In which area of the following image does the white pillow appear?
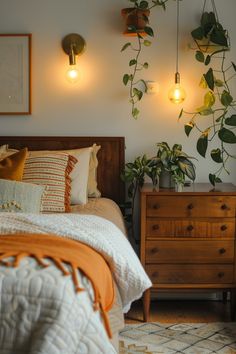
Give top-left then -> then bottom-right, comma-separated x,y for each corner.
0,178 -> 46,213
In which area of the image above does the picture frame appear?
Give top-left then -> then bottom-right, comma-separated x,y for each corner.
0,34 -> 31,115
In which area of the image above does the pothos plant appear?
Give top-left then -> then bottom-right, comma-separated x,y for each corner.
179,10 -> 236,186
121,0 -> 170,119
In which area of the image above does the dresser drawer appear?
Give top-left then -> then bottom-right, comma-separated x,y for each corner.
146,264 -> 234,284
146,240 -> 234,263
146,196 -> 236,218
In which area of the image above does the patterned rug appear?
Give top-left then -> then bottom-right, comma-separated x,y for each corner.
119,322 -> 236,353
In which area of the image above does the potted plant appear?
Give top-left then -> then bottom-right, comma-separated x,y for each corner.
179,7 -> 236,186
121,155 -> 154,243
152,142 -> 196,189
121,0 -> 170,119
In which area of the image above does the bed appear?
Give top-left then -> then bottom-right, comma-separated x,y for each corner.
0,136 -> 152,354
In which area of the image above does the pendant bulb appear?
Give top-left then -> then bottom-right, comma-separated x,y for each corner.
168,0 -> 186,104
168,72 -> 186,104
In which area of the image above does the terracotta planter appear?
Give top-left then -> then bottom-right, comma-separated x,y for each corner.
121,8 -> 150,36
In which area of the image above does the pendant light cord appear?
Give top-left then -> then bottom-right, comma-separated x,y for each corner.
176,0 -> 179,74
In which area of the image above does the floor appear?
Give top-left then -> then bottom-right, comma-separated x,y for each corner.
125,299 -> 231,324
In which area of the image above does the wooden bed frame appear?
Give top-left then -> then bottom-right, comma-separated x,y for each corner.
0,136 -> 125,204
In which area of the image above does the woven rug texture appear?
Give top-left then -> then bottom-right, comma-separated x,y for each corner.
119,322 -> 236,354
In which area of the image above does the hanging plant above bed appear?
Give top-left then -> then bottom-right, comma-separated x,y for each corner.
121,0 -> 171,119
179,2 -> 236,186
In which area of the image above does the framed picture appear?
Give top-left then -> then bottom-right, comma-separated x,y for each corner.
0,34 -> 31,115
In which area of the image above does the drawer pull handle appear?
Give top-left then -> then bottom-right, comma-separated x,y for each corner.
151,247 -> 159,254
218,272 -> 225,278
219,248 -> 226,254
153,204 -> 160,210
187,203 -> 194,210
152,272 -> 159,278
187,225 -> 194,231
152,225 -> 159,231
221,204 -> 228,210
221,225 -> 228,231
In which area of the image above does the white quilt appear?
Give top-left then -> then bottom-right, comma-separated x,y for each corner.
0,213 -> 152,354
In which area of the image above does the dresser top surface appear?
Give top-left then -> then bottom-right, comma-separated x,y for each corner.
141,183 -> 236,195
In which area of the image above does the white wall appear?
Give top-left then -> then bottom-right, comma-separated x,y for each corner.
0,0 -> 235,183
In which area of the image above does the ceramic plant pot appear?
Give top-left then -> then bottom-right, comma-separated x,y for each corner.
121,8 -> 150,36
159,170 -> 175,189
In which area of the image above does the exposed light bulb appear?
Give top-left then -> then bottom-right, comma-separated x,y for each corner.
168,72 -> 186,104
66,65 -> 80,84
168,82 -> 186,104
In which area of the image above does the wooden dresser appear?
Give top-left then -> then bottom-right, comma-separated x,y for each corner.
140,183 -> 236,321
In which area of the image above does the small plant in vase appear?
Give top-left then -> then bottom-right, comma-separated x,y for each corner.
152,142 -> 196,189
121,0 -> 170,119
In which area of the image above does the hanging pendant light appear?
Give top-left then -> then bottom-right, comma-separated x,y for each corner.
168,0 -> 186,104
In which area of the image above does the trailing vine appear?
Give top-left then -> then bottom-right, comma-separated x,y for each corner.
179,10 -> 236,185
121,0 -> 170,119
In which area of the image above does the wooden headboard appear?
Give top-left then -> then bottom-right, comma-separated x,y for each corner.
0,136 -> 125,204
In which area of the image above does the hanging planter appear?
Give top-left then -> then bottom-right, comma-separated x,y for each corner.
191,6 -> 230,54
121,8 -> 150,36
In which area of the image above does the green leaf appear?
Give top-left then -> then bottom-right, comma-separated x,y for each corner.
178,108 -> 183,120
204,68 -> 214,90
191,26 -> 204,40
195,51 -> 204,63
209,173 -> 216,186
205,55 -> 211,65
178,158 -> 196,181
204,91 -> 215,108
143,39 -> 151,46
133,88 -> 143,101
215,79 -> 224,87
218,128 -> 236,143
129,59 -> 137,66
184,123 -> 194,137
221,90 -> 233,107
232,62 -> 236,72
121,42 -> 131,52
144,26 -> 154,37
143,62 -> 149,69
132,107 -> 140,119
197,135 -> 208,157
123,74 -> 130,86
210,29 -> 228,47
225,115 -> 236,126
211,148 -> 223,163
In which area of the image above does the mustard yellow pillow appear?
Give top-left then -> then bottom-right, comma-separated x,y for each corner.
0,148 -> 28,181
87,144 -> 101,198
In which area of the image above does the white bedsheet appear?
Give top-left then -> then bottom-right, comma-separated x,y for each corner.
0,213 -> 151,354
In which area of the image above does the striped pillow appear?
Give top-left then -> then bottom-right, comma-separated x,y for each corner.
22,153 -> 77,212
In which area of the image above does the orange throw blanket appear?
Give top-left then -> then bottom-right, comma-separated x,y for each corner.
0,233 -> 114,338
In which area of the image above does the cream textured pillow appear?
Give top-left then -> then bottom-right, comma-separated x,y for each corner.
22,153 -> 77,212
88,144 -> 101,198
0,179 -> 46,213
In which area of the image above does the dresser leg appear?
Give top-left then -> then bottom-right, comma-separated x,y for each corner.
230,289 -> 236,321
143,289 -> 151,322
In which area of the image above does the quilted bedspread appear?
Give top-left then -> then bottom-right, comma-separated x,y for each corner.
0,213 -> 152,354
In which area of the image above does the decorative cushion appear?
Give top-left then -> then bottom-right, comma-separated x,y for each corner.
87,144 -> 101,198
0,179 -> 46,213
0,143 -> 101,202
22,153 -> 77,212
0,148 -> 28,181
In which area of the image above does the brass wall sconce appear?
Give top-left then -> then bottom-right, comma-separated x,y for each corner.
62,33 -> 86,83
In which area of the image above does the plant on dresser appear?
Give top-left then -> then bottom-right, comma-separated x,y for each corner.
140,183 -> 236,322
